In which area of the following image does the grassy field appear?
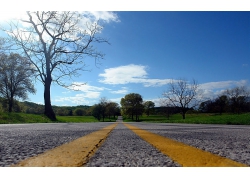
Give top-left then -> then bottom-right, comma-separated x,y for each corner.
0,112 -> 250,125
0,112 -> 117,124
125,113 -> 250,125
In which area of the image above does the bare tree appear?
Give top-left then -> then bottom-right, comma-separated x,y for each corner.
162,78 -> 201,119
2,11 -> 110,120
224,86 -> 250,114
0,53 -> 35,112
159,98 -> 174,120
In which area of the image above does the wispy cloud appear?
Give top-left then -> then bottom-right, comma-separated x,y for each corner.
197,80 -> 248,100
86,11 -> 120,23
54,93 -> 96,105
99,64 -> 172,87
110,87 -> 129,94
69,82 -> 107,92
199,80 -> 248,90
53,82 -> 108,105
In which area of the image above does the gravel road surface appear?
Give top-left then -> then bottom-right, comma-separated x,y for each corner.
85,123 -> 180,167
1,122 -> 250,167
0,123 -> 112,167
130,122 -> 250,166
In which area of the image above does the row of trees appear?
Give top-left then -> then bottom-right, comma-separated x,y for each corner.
199,86 -> 250,114
91,98 -> 120,121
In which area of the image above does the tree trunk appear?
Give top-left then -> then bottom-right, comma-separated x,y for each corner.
182,111 -> 186,119
44,78 -> 56,120
8,96 -> 13,113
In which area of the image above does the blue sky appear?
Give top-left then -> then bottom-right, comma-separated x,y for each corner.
1,10 -> 250,107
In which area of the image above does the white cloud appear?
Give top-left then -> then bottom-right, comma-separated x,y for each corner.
99,64 -> 148,84
3,11 -> 119,43
142,78 -> 173,87
109,97 -> 123,105
199,80 -> 248,90
54,92 -> 100,105
86,11 -> 120,23
69,82 -> 107,92
110,87 -> 129,94
53,82 -> 108,105
99,64 -> 172,87
198,80 -> 248,100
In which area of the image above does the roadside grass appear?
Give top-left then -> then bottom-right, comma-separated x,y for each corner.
0,112 -> 117,124
124,113 -> 250,125
0,112 -> 52,124
1,112 -> 250,125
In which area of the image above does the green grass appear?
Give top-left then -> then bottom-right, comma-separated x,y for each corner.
0,112 -> 52,124
1,112 -> 250,125
0,112 -> 118,124
125,113 -> 250,125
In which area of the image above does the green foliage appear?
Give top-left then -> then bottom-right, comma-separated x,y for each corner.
73,108 -> 86,116
0,53 -> 36,112
91,104 -> 103,121
143,101 -> 155,116
120,93 -> 144,121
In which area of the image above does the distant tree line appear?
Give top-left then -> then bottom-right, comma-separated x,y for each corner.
199,86 -> 250,114
91,97 -> 121,121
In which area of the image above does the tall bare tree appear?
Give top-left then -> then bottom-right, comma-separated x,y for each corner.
2,11 -> 110,120
0,53 -> 35,112
162,78 -> 201,119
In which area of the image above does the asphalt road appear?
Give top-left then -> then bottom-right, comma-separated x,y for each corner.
1,121 -> 250,167
0,122 -> 111,167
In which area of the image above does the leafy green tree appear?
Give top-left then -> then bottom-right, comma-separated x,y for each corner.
143,101 -> 155,116
68,109 -> 73,116
106,102 -> 120,120
120,93 -> 144,121
73,108 -> 86,116
91,104 -> 102,121
0,53 -> 35,112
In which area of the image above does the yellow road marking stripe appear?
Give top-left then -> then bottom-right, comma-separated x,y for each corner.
124,123 -> 248,167
13,123 -> 117,167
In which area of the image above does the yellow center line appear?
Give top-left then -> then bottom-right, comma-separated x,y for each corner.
124,123 -> 248,167
12,123 -> 118,167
